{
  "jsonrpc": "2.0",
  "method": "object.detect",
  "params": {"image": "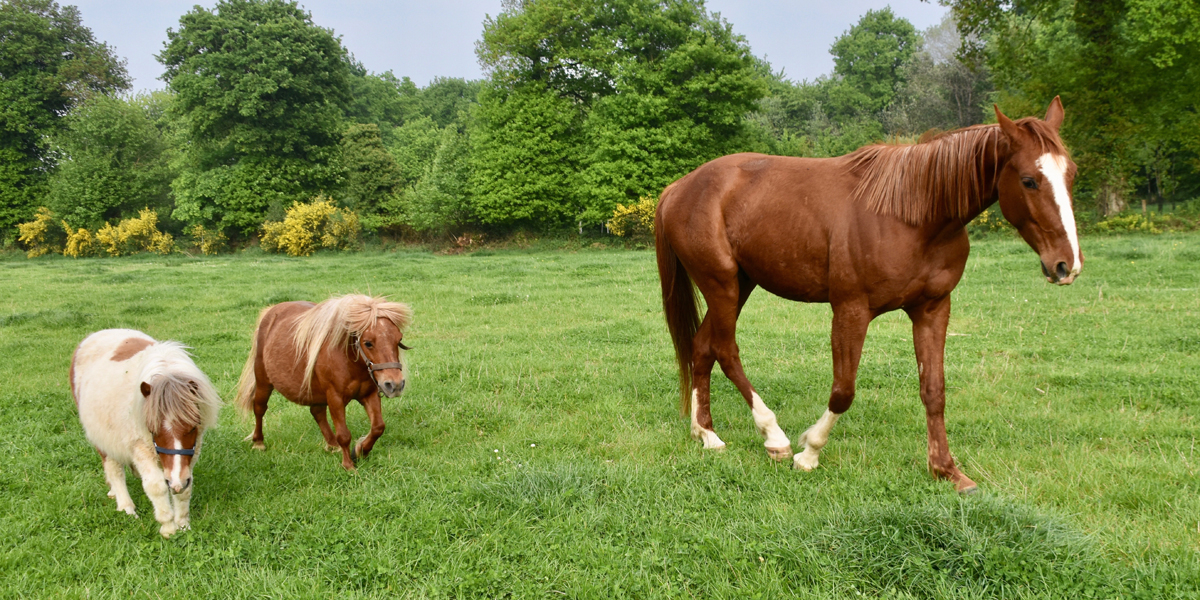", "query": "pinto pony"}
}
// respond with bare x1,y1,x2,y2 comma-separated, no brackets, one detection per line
71,329,221,537
236,294,413,470
656,98,1081,492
